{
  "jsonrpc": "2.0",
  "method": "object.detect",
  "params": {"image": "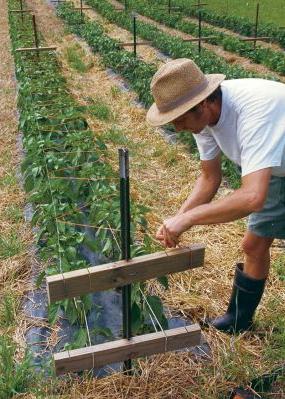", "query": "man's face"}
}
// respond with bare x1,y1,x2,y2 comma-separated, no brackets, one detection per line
172,102,210,134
